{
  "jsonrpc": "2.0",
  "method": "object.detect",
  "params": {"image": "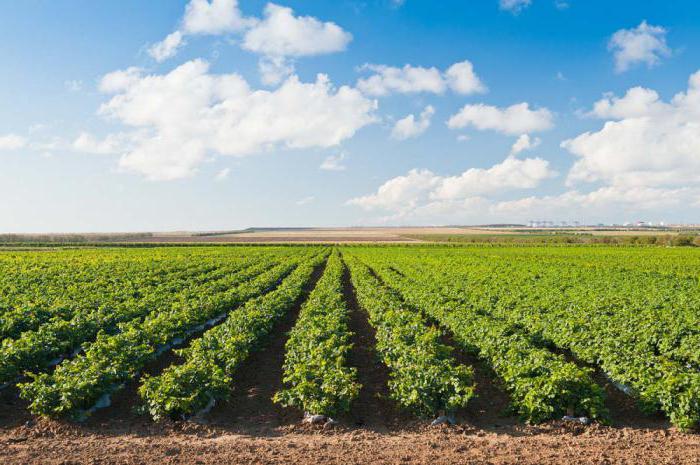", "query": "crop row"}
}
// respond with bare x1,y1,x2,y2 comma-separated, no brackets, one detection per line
0,253,283,387
346,250,607,423
18,250,316,418
273,250,360,416
410,256,700,429
344,254,475,417
139,250,328,420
